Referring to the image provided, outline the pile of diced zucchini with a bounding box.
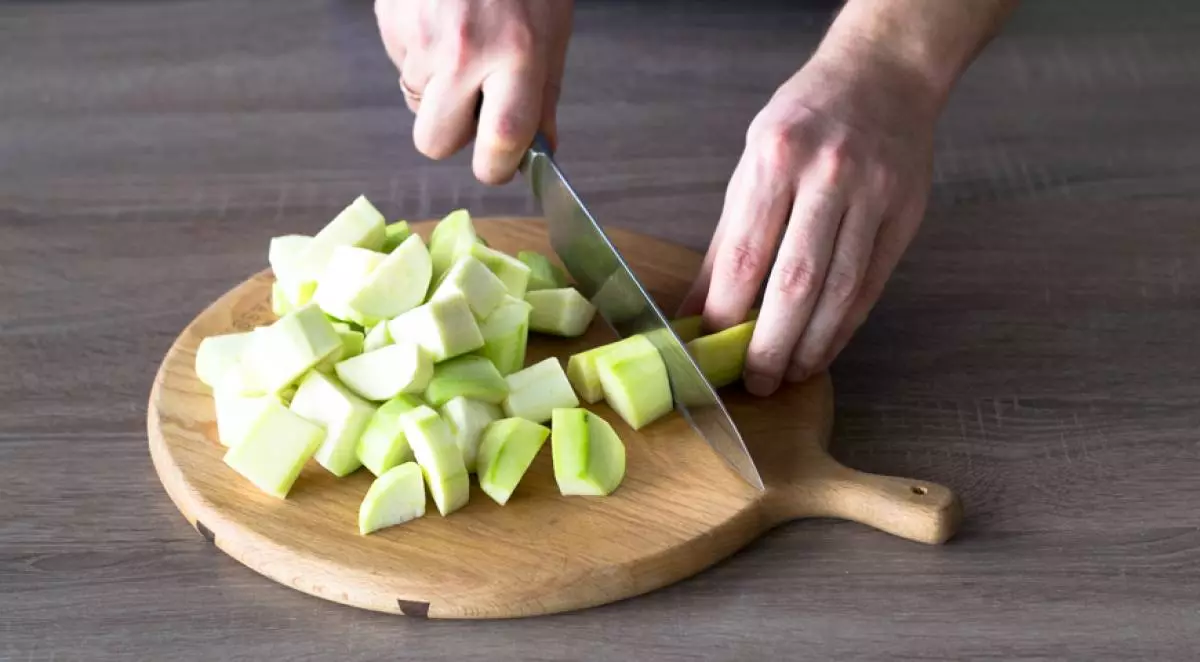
[194,196,756,535]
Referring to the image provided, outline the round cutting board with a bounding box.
[148,218,961,619]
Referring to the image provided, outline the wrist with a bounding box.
[801,36,947,131]
[812,30,952,118]
[814,0,1018,114]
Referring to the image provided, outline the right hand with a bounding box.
[375,0,573,185]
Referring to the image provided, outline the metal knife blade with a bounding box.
[519,134,764,491]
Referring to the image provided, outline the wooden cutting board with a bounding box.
[148,217,961,619]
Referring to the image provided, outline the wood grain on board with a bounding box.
[148,219,959,618]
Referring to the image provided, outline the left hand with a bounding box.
[374,0,573,185]
[680,47,940,397]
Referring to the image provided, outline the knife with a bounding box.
[518,133,764,491]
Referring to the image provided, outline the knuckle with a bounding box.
[773,259,819,299]
[435,10,475,70]
[746,122,796,171]
[486,111,530,152]
[823,265,861,303]
[868,163,895,193]
[721,242,768,283]
[442,35,473,72]
[499,21,536,54]
[813,145,854,185]
[746,344,792,376]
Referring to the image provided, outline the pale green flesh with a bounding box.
[387,294,484,362]
[565,335,644,404]
[313,195,387,252]
[356,394,424,477]
[475,296,532,375]
[289,370,377,477]
[382,221,412,252]
[551,408,626,496]
[476,417,550,505]
[439,396,502,473]
[595,334,672,430]
[216,353,267,397]
[362,322,392,353]
[277,384,298,405]
[565,352,603,404]
[687,320,756,388]
[667,308,758,345]
[525,288,597,337]
[312,325,365,374]
[502,357,580,424]
[271,277,317,319]
[269,235,317,309]
[214,390,278,447]
[217,195,668,510]
[423,355,509,407]
[349,233,432,321]
[223,399,325,498]
[293,196,388,291]
[670,316,705,343]
[468,243,531,298]
[311,245,385,325]
[399,406,470,515]
[195,331,253,387]
[245,304,343,394]
[358,462,426,534]
[289,281,318,312]
[268,234,312,281]
[431,254,507,319]
[271,281,293,316]
[337,327,365,359]
[429,209,477,281]
[334,342,433,401]
[518,250,568,291]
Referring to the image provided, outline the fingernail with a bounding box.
[744,372,779,396]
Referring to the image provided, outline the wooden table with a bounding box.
[4,1,1199,659]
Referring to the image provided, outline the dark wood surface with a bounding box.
[3,0,1200,659]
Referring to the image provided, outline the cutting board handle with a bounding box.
[771,454,962,545]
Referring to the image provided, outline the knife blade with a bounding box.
[518,133,764,491]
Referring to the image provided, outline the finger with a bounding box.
[399,76,422,114]
[538,8,572,151]
[474,63,545,185]
[742,178,848,396]
[538,79,562,153]
[816,196,926,372]
[785,197,884,382]
[412,71,482,160]
[398,42,437,113]
[677,217,729,318]
[374,0,407,70]
[700,157,794,332]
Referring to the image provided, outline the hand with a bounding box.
[680,48,939,396]
[374,0,573,184]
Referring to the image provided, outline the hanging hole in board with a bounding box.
[910,486,928,496]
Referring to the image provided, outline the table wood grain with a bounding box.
[3,0,1200,659]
